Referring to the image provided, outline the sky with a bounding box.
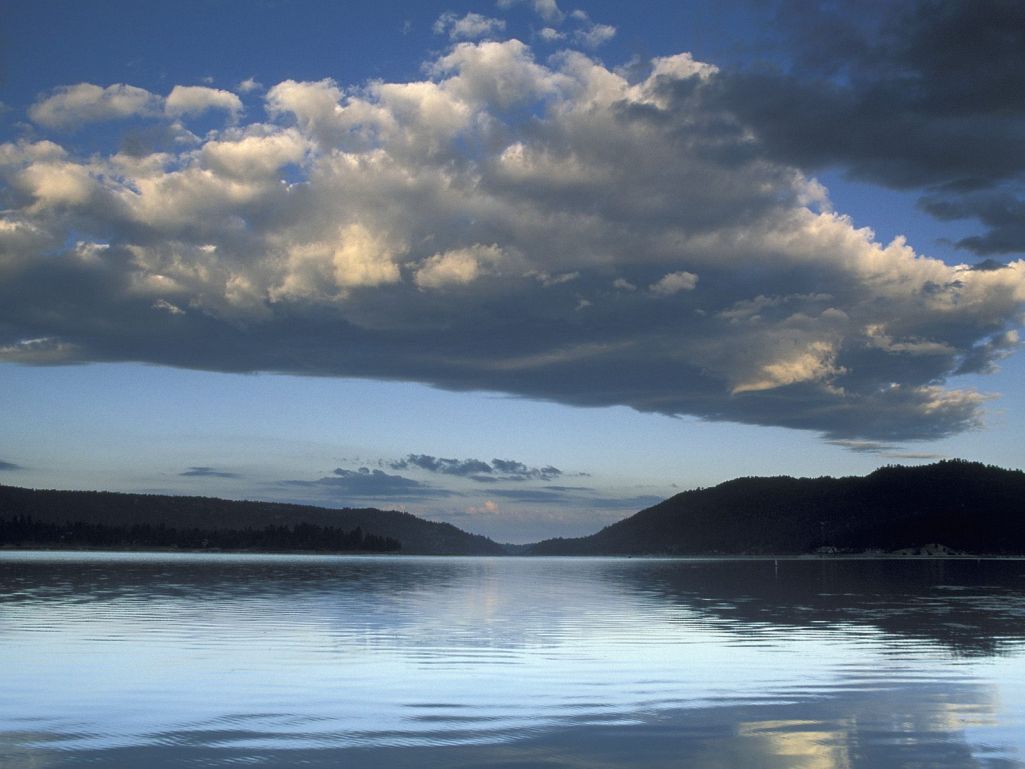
[1,0,1024,543]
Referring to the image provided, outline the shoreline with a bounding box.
[3,545,1025,560]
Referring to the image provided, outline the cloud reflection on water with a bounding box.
[0,553,1022,768]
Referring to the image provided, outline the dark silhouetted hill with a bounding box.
[0,485,504,555]
[528,460,1025,556]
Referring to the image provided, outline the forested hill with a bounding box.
[528,461,1025,556]
[0,485,505,555]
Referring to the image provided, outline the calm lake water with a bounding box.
[2,552,1024,768]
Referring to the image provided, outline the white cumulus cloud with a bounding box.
[650,271,698,295]
[29,83,162,128]
[2,31,1024,443]
[415,244,504,289]
[165,85,243,119]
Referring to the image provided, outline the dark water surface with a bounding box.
[2,552,1024,768]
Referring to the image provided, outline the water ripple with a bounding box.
[2,552,1024,766]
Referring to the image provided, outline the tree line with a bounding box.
[0,516,401,553]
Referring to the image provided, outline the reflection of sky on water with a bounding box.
[1,552,1023,768]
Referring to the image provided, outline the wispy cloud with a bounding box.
[497,0,565,25]
[826,440,945,462]
[826,439,896,455]
[0,460,24,471]
[180,466,240,478]
[568,10,615,48]
[433,11,506,40]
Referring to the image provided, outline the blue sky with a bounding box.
[2,0,1024,542]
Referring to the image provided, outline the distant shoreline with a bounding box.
[5,462,1025,556]
[0,544,401,556]
[4,546,1025,560]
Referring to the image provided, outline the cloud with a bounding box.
[0,337,78,363]
[568,11,616,49]
[649,271,698,296]
[153,299,185,315]
[390,454,494,477]
[282,467,449,500]
[955,329,1019,375]
[414,244,504,289]
[2,30,1025,442]
[238,78,263,94]
[388,454,562,482]
[882,452,946,461]
[165,86,243,119]
[498,0,565,25]
[0,460,24,471]
[707,0,1025,254]
[826,439,945,461]
[273,460,651,541]
[488,488,573,503]
[533,0,564,24]
[434,12,506,40]
[29,82,244,130]
[574,22,616,49]
[920,191,1025,256]
[200,128,308,180]
[180,466,240,478]
[537,27,565,43]
[491,459,562,481]
[825,439,895,454]
[29,83,162,128]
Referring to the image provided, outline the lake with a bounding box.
[2,552,1024,768]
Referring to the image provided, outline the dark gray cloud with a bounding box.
[1,29,1023,444]
[0,460,24,471]
[389,454,562,482]
[709,0,1025,254]
[489,459,561,481]
[180,466,240,478]
[389,454,494,479]
[954,330,1020,375]
[282,467,451,501]
[920,191,1025,256]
